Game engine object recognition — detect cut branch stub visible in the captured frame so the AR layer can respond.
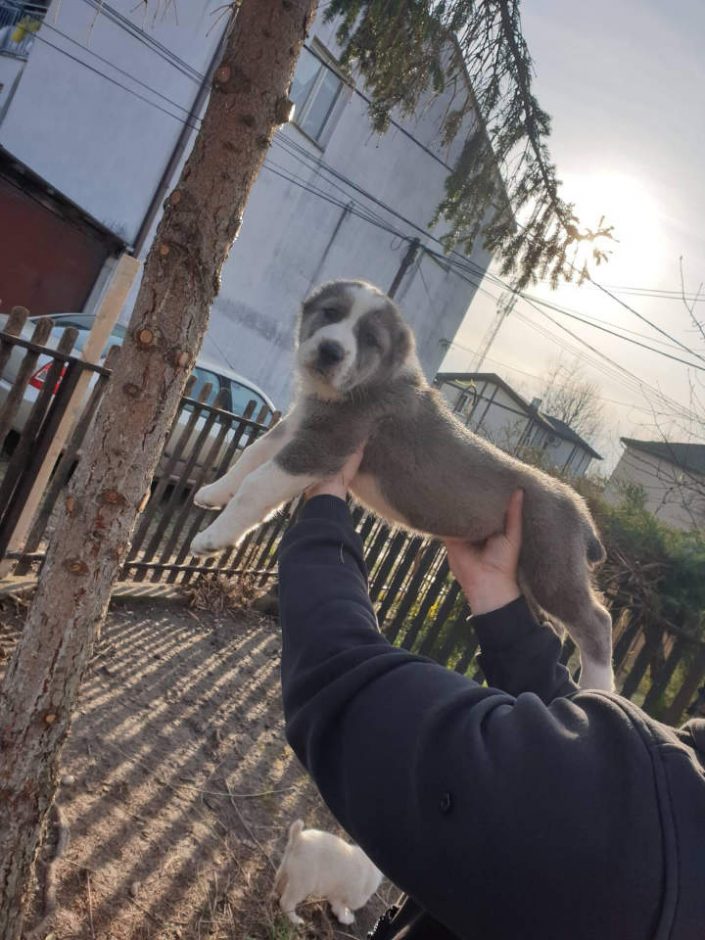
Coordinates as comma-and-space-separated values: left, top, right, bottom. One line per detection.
135, 328, 156, 347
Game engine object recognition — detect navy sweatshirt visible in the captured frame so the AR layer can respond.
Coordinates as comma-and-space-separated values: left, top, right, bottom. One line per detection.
278, 496, 705, 940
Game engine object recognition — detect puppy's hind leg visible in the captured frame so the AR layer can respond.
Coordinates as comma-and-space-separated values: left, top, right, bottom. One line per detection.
543, 581, 614, 692
575, 597, 614, 691
191, 460, 318, 555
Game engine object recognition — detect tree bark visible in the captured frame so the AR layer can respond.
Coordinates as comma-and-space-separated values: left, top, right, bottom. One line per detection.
0, 1, 317, 933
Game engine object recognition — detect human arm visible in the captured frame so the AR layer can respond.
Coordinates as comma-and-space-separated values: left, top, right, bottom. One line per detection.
278, 496, 662, 940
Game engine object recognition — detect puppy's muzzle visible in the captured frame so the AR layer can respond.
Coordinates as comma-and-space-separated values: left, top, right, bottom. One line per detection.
315, 340, 346, 372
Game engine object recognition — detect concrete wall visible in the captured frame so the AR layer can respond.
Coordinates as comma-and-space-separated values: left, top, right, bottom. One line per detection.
605, 447, 705, 530
0, 2, 493, 406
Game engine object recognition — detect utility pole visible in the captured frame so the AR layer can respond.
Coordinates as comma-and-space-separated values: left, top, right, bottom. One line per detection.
472, 288, 517, 371
388, 237, 421, 298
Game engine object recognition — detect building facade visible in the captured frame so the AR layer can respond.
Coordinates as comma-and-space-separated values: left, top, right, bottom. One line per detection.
435, 372, 602, 476
0, 0, 496, 407
605, 438, 705, 530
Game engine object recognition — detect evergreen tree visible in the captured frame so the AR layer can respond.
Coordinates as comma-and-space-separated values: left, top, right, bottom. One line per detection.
327, 0, 612, 288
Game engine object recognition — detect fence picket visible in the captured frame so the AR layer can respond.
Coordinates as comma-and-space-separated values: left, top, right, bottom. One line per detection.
620, 626, 663, 700
418, 581, 462, 658
385, 542, 441, 644
400, 558, 450, 652
0, 327, 79, 556
0, 307, 29, 377
642, 637, 688, 719
131, 385, 218, 581
0, 317, 53, 452
662, 642, 705, 725
16, 346, 121, 575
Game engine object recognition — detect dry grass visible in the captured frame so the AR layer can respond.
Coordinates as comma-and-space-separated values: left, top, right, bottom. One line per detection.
180, 573, 261, 615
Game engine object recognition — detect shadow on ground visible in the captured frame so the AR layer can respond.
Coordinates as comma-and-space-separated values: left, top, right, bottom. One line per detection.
0, 596, 394, 939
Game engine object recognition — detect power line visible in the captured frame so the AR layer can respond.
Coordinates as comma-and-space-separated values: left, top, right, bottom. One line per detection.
428, 249, 705, 371
430, 258, 703, 424
31, 33, 202, 130
535, 280, 705, 302
440, 338, 670, 417
76, 0, 205, 83
517, 293, 705, 372
39, 19, 201, 122
588, 277, 705, 366
302, 42, 457, 177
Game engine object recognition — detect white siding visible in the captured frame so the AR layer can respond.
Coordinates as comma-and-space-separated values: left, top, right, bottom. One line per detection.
605, 447, 705, 530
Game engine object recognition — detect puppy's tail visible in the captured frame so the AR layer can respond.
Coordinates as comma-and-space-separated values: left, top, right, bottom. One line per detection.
273, 819, 305, 896
287, 819, 304, 843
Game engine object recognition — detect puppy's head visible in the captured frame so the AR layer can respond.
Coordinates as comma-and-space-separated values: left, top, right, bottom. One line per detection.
296, 280, 415, 398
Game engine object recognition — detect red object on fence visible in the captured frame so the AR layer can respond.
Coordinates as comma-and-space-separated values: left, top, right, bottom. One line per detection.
29, 362, 66, 394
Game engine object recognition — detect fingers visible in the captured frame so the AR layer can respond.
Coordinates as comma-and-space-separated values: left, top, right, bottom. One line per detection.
504, 489, 524, 547
338, 441, 367, 488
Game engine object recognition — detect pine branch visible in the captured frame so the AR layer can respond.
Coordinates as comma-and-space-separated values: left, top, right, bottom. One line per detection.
324, 0, 613, 288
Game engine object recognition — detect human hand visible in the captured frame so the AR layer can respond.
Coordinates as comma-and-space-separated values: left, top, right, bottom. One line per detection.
304, 444, 366, 502
444, 489, 524, 615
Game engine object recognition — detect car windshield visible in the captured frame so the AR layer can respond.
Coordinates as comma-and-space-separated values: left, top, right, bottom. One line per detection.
230, 379, 267, 417
36, 316, 273, 415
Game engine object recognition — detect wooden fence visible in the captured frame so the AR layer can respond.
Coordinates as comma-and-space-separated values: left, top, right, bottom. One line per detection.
1, 315, 704, 725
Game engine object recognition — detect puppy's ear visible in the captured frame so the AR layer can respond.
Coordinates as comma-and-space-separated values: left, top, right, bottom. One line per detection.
390, 321, 415, 373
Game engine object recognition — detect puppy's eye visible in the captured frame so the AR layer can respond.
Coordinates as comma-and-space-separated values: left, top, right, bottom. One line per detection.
360, 327, 379, 348
321, 307, 338, 322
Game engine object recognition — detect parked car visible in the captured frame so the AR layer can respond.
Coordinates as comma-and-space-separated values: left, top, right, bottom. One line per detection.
0, 312, 276, 484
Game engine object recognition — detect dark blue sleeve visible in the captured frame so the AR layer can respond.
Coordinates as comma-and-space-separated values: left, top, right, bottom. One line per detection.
473, 599, 579, 701
278, 496, 663, 940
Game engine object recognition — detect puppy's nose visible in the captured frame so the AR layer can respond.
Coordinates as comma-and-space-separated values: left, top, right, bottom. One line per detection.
317, 340, 345, 367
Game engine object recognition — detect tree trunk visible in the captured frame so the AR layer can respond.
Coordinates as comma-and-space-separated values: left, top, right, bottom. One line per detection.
0, 1, 317, 933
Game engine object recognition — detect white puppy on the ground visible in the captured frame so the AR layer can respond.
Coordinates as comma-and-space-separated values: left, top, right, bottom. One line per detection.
273, 819, 383, 926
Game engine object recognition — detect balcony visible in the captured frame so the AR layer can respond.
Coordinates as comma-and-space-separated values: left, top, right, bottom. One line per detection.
0, 1, 48, 60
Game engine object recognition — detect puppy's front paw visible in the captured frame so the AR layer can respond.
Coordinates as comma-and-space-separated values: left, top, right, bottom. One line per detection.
193, 482, 229, 509
285, 912, 304, 926
190, 528, 228, 556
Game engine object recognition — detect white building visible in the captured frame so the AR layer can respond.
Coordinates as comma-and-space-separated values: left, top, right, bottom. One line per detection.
435, 372, 602, 476
0, 0, 497, 407
605, 438, 705, 530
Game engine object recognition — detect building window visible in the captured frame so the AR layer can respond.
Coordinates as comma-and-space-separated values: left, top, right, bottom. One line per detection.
290, 46, 345, 145
0, 1, 48, 59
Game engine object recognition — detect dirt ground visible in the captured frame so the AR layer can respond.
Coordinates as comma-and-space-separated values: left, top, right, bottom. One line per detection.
0, 590, 395, 940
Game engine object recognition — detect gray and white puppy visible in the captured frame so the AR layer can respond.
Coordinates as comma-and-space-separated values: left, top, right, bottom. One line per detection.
191, 279, 613, 690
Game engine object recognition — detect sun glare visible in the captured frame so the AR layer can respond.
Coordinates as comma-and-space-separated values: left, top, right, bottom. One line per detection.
560, 171, 668, 281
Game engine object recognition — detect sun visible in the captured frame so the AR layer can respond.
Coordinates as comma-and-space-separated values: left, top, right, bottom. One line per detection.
559, 170, 667, 282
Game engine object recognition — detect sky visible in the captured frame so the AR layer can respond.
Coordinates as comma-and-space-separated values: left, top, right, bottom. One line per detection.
440, 0, 705, 471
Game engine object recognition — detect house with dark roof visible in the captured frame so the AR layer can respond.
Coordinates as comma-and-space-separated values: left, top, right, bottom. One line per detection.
605, 438, 705, 530
434, 372, 602, 477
